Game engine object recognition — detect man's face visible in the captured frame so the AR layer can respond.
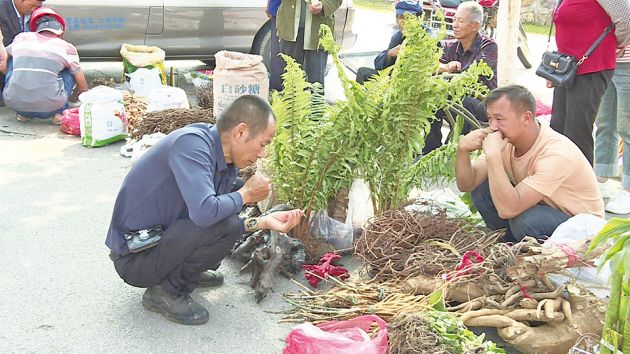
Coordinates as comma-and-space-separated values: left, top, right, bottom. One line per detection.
231, 116, 276, 169
18, 0, 44, 15
396, 14, 407, 31
452, 8, 478, 39
486, 97, 527, 143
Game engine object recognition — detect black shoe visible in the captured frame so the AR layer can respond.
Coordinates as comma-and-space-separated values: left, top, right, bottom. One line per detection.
142, 285, 209, 325
197, 270, 224, 288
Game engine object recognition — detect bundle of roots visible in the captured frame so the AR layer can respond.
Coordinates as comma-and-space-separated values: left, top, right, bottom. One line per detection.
195, 83, 214, 112
129, 108, 214, 140
354, 209, 502, 281
402, 237, 609, 354
388, 312, 450, 354
282, 278, 430, 323
122, 91, 147, 134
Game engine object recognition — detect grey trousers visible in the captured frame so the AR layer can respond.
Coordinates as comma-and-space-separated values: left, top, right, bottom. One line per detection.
113, 216, 242, 295
551, 70, 614, 165
279, 27, 327, 86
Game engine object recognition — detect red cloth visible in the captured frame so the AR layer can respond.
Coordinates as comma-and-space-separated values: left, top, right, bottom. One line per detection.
442, 250, 484, 281
554, 0, 617, 75
303, 253, 350, 287
535, 99, 552, 117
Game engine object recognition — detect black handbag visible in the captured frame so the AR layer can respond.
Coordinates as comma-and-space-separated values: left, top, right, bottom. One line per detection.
535, 0, 614, 87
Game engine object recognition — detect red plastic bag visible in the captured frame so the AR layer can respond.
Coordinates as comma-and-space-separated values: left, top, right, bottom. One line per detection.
60, 107, 80, 136
283, 315, 388, 354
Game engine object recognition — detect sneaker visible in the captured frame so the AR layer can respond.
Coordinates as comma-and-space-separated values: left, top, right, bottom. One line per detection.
197, 270, 224, 288
605, 190, 630, 215
598, 180, 615, 199
142, 285, 209, 325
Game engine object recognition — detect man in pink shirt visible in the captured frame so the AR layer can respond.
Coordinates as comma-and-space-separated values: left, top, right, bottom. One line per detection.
1, 7, 87, 124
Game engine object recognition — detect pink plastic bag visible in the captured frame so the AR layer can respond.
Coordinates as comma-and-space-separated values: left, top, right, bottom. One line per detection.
60, 107, 80, 136
283, 315, 388, 354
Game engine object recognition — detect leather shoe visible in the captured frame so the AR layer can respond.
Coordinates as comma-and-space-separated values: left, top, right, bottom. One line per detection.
142, 285, 209, 325
197, 270, 224, 287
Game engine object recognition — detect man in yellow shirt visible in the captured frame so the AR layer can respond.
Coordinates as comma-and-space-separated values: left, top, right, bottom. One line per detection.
455, 85, 604, 242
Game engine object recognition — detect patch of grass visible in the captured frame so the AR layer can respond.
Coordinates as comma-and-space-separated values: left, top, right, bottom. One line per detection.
522, 21, 553, 36
354, 0, 395, 13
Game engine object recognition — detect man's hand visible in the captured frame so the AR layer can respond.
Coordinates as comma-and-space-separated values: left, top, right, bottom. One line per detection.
458, 127, 493, 153
482, 131, 509, 157
259, 209, 304, 233
239, 173, 271, 204
546, 79, 554, 88
616, 46, 626, 57
309, 0, 323, 15
387, 44, 401, 58
445, 61, 462, 73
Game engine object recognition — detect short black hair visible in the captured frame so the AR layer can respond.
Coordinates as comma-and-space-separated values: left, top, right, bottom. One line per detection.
216, 95, 275, 139
486, 85, 536, 116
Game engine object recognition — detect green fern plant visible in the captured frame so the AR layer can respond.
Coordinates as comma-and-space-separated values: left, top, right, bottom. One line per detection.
271, 16, 493, 223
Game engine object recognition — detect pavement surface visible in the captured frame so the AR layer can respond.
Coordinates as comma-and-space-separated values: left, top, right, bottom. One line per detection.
0, 7, 624, 354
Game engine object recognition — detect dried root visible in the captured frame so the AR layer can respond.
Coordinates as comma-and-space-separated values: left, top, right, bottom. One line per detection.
354, 209, 501, 281
129, 108, 214, 140
194, 83, 213, 111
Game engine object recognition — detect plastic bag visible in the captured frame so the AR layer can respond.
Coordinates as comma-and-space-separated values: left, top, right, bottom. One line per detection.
283, 315, 388, 354
126, 67, 163, 97
145, 86, 190, 112
78, 86, 128, 147
544, 213, 610, 298
309, 211, 353, 250
60, 107, 80, 136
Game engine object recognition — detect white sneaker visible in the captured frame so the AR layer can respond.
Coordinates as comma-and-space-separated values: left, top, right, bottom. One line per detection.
605, 190, 630, 215
598, 180, 615, 199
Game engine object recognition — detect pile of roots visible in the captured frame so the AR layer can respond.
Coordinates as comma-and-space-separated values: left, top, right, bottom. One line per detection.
128, 108, 214, 140
195, 83, 214, 112
403, 237, 609, 354
354, 209, 502, 281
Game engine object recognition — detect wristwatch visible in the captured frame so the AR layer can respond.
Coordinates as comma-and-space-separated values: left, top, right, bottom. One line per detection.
245, 217, 259, 232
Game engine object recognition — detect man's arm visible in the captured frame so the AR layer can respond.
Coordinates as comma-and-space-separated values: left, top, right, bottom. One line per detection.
374, 31, 403, 70
455, 128, 492, 192
318, 0, 342, 17
70, 70, 88, 102
168, 135, 245, 228
596, 0, 630, 46
483, 132, 544, 219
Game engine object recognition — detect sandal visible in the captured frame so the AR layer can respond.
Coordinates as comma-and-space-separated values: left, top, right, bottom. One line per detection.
16, 114, 31, 123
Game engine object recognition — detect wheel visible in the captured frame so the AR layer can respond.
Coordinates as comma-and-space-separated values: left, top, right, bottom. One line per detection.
517, 22, 532, 69
251, 21, 272, 72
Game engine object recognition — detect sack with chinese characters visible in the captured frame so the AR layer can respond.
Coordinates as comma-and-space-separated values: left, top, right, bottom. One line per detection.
213, 50, 269, 117
78, 86, 128, 147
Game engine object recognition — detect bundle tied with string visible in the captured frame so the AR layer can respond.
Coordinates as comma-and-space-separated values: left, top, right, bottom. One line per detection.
353, 209, 502, 282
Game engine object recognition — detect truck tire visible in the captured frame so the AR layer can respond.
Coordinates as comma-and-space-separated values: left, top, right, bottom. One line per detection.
251, 21, 273, 71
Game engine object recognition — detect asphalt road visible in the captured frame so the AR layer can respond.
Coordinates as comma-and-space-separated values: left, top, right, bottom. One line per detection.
0, 7, 613, 354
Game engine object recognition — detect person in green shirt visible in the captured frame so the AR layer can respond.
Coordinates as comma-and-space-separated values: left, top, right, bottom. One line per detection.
275, 0, 342, 86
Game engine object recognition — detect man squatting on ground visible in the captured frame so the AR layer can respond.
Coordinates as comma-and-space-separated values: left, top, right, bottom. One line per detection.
455, 85, 604, 242
106, 95, 304, 325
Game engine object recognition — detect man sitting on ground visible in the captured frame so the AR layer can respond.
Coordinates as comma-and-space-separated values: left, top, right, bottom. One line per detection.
356, 0, 425, 84
1, 7, 87, 124
422, 1, 497, 155
107, 95, 303, 325
455, 85, 603, 242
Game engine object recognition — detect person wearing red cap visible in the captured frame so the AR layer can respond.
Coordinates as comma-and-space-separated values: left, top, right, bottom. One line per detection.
0, 6, 87, 124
